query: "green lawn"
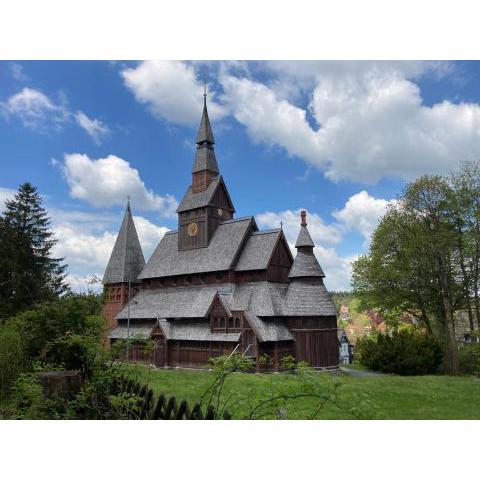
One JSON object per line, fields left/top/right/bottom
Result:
{"left": 132, "top": 366, "right": 480, "bottom": 419}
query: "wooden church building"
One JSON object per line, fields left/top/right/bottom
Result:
{"left": 102, "top": 94, "right": 339, "bottom": 371}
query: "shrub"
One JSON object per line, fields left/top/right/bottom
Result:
{"left": 356, "top": 330, "right": 443, "bottom": 375}
{"left": 5, "top": 294, "right": 105, "bottom": 359}
{"left": 10, "top": 371, "right": 68, "bottom": 419}
{"left": 45, "top": 333, "right": 103, "bottom": 378}
{"left": 0, "top": 323, "right": 27, "bottom": 398}
{"left": 459, "top": 343, "right": 480, "bottom": 376}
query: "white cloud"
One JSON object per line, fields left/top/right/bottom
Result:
{"left": 217, "top": 62, "right": 480, "bottom": 183}
{"left": 0, "top": 187, "right": 16, "bottom": 212}
{"left": 333, "top": 191, "right": 393, "bottom": 246}
{"left": 75, "top": 111, "right": 110, "bottom": 144}
{"left": 61, "top": 153, "right": 178, "bottom": 216}
{"left": 121, "top": 61, "right": 228, "bottom": 126}
{"left": 65, "top": 273, "right": 104, "bottom": 294}
{"left": 1, "top": 87, "right": 69, "bottom": 131}
{"left": 257, "top": 208, "right": 342, "bottom": 245}
{"left": 314, "top": 245, "right": 357, "bottom": 292}
{"left": 10, "top": 62, "right": 29, "bottom": 82}
{"left": 133, "top": 215, "right": 169, "bottom": 258}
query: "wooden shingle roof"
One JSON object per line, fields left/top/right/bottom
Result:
{"left": 102, "top": 202, "right": 145, "bottom": 284}
{"left": 138, "top": 217, "right": 254, "bottom": 279}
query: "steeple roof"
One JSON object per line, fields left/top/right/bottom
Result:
{"left": 192, "top": 93, "right": 219, "bottom": 174}
{"left": 196, "top": 94, "right": 215, "bottom": 145}
{"left": 295, "top": 210, "right": 315, "bottom": 248}
{"left": 289, "top": 210, "right": 325, "bottom": 279}
{"left": 102, "top": 201, "right": 145, "bottom": 284}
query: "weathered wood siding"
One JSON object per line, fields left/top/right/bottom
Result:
{"left": 287, "top": 316, "right": 339, "bottom": 368}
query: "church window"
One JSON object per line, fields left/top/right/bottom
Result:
{"left": 215, "top": 272, "right": 224, "bottom": 283}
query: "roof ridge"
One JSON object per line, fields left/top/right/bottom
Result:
{"left": 219, "top": 215, "right": 253, "bottom": 224}
{"left": 251, "top": 228, "right": 281, "bottom": 235}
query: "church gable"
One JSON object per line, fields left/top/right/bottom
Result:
{"left": 266, "top": 233, "right": 294, "bottom": 283}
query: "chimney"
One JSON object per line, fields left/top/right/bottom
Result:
{"left": 300, "top": 210, "right": 307, "bottom": 227}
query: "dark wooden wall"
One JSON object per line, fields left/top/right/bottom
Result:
{"left": 266, "top": 237, "right": 293, "bottom": 283}
{"left": 167, "top": 341, "right": 236, "bottom": 368}
{"left": 287, "top": 316, "right": 339, "bottom": 368}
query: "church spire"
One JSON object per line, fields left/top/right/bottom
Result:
{"left": 102, "top": 200, "right": 145, "bottom": 285}
{"left": 192, "top": 89, "right": 219, "bottom": 175}
{"left": 289, "top": 210, "right": 325, "bottom": 279}
{"left": 196, "top": 88, "right": 215, "bottom": 145}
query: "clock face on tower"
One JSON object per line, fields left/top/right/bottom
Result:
{"left": 187, "top": 222, "right": 199, "bottom": 237}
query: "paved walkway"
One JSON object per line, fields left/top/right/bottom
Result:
{"left": 340, "top": 366, "right": 386, "bottom": 377}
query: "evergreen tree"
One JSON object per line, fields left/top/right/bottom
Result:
{"left": 0, "top": 183, "right": 69, "bottom": 317}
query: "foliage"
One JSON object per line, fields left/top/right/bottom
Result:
{"left": 356, "top": 330, "right": 444, "bottom": 375}
{"left": 0, "top": 322, "right": 27, "bottom": 399}
{"left": 458, "top": 343, "right": 480, "bottom": 376}
{"left": 68, "top": 363, "right": 144, "bottom": 420}
{"left": 0, "top": 183, "right": 68, "bottom": 318}
{"left": 5, "top": 294, "right": 105, "bottom": 359}
{"left": 45, "top": 333, "right": 102, "bottom": 378}
{"left": 199, "top": 354, "right": 254, "bottom": 418}
{"left": 10, "top": 371, "right": 68, "bottom": 420}
{"left": 196, "top": 354, "right": 371, "bottom": 419}
{"left": 351, "top": 165, "right": 480, "bottom": 374}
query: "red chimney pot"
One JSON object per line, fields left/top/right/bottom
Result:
{"left": 300, "top": 210, "right": 307, "bottom": 226}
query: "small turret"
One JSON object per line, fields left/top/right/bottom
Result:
{"left": 288, "top": 210, "right": 325, "bottom": 279}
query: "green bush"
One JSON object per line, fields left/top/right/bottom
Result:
{"left": 10, "top": 371, "right": 68, "bottom": 419}
{"left": 356, "top": 330, "right": 443, "bottom": 375}
{"left": 459, "top": 343, "right": 480, "bottom": 376}
{"left": 45, "top": 334, "right": 102, "bottom": 378}
{"left": 0, "top": 323, "right": 27, "bottom": 398}
{"left": 5, "top": 294, "right": 105, "bottom": 359}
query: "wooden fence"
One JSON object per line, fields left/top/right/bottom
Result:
{"left": 120, "top": 377, "right": 231, "bottom": 420}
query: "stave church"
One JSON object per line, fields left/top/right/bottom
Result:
{"left": 101, "top": 94, "right": 339, "bottom": 371}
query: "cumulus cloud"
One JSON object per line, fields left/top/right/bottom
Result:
{"left": 75, "top": 111, "right": 110, "bottom": 144}
{"left": 61, "top": 153, "right": 178, "bottom": 216}
{"left": 121, "top": 61, "right": 228, "bottom": 126}
{"left": 120, "top": 61, "right": 480, "bottom": 183}
{"left": 1, "top": 87, "right": 69, "bottom": 131}
{"left": 333, "top": 191, "right": 393, "bottom": 246}
{"left": 257, "top": 208, "right": 342, "bottom": 245}
{"left": 221, "top": 68, "right": 480, "bottom": 182}
{"left": 0, "top": 187, "right": 16, "bottom": 212}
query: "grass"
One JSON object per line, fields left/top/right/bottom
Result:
{"left": 132, "top": 365, "right": 480, "bottom": 419}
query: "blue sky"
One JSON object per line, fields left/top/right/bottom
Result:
{"left": 1, "top": 60, "right": 480, "bottom": 291}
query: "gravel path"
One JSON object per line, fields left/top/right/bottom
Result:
{"left": 340, "top": 366, "right": 386, "bottom": 377}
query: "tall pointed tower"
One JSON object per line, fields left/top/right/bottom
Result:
{"left": 176, "top": 92, "right": 235, "bottom": 250}
{"left": 102, "top": 200, "right": 145, "bottom": 330}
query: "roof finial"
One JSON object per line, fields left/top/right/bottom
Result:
{"left": 280, "top": 220, "right": 283, "bottom": 229}
{"left": 203, "top": 74, "right": 207, "bottom": 106}
{"left": 127, "top": 195, "right": 131, "bottom": 209}
{"left": 300, "top": 210, "right": 307, "bottom": 227}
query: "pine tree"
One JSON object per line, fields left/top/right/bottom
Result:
{"left": 0, "top": 183, "right": 69, "bottom": 317}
